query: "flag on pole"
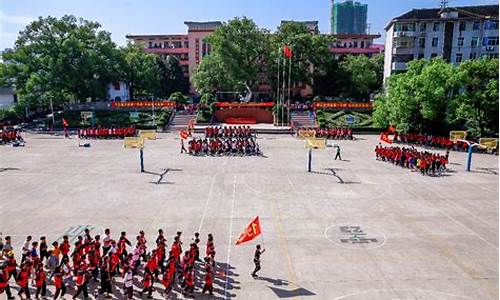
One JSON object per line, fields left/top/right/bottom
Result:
{"left": 283, "top": 44, "right": 293, "bottom": 58}
{"left": 62, "top": 118, "right": 69, "bottom": 127}
{"left": 379, "top": 131, "right": 393, "bottom": 144}
{"left": 235, "top": 216, "right": 262, "bottom": 245}
{"left": 180, "top": 130, "right": 190, "bottom": 140}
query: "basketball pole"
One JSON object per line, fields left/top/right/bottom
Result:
{"left": 140, "top": 147, "right": 145, "bottom": 173}
{"left": 308, "top": 148, "right": 312, "bottom": 172}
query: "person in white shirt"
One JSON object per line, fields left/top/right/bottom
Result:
{"left": 123, "top": 268, "right": 134, "bottom": 299}
{"left": 21, "top": 235, "right": 32, "bottom": 263}
{"left": 102, "top": 228, "right": 112, "bottom": 256}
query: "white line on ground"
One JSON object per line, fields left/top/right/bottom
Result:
{"left": 223, "top": 175, "right": 236, "bottom": 300}
{"left": 197, "top": 175, "right": 217, "bottom": 234}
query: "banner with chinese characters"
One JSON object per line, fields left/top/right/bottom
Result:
{"left": 112, "top": 101, "right": 175, "bottom": 108}
{"left": 312, "top": 102, "right": 373, "bottom": 110}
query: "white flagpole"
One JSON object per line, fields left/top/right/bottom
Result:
{"left": 276, "top": 47, "right": 280, "bottom": 126}
{"left": 287, "top": 55, "right": 292, "bottom": 127}
{"left": 281, "top": 52, "right": 286, "bottom": 127}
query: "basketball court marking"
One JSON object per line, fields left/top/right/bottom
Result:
{"left": 331, "top": 288, "right": 476, "bottom": 300}
{"left": 197, "top": 175, "right": 217, "bottom": 234}
{"left": 223, "top": 174, "right": 236, "bottom": 300}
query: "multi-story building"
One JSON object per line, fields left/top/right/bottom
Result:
{"left": 384, "top": 5, "right": 499, "bottom": 81}
{"left": 331, "top": 0, "right": 368, "bottom": 34}
{"left": 330, "top": 33, "right": 383, "bottom": 57}
{"left": 126, "top": 21, "right": 221, "bottom": 81}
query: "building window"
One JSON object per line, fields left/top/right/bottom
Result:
{"left": 420, "top": 22, "right": 427, "bottom": 32}
{"left": 459, "top": 21, "right": 466, "bottom": 31}
{"left": 148, "top": 41, "right": 153, "bottom": 48}
{"left": 431, "top": 53, "right": 438, "bottom": 58}
{"left": 473, "top": 20, "right": 480, "bottom": 30}
{"left": 418, "top": 37, "right": 425, "bottom": 48}
{"left": 432, "top": 37, "right": 439, "bottom": 47}
{"left": 485, "top": 20, "right": 499, "bottom": 30}
{"left": 173, "top": 41, "right": 182, "bottom": 48}
{"left": 433, "top": 22, "right": 440, "bottom": 31}
{"left": 471, "top": 37, "right": 479, "bottom": 47}
{"left": 470, "top": 52, "right": 477, "bottom": 60}
{"left": 184, "top": 41, "right": 189, "bottom": 48}
{"left": 113, "top": 82, "right": 120, "bottom": 91}
{"left": 360, "top": 41, "right": 365, "bottom": 48}
{"left": 455, "top": 53, "right": 463, "bottom": 63}
{"left": 457, "top": 37, "right": 464, "bottom": 47}
{"left": 483, "top": 36, "right": 499, "bottom": 46}
{"left": 395, "top": 23, "right": 415, "bottom": 31}
{"left": 417, "top": 53, "right": 424, "bottom": 59}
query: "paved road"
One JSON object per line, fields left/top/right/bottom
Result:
{"left": 0, "top": 133, "right": 498, "bottom": 299}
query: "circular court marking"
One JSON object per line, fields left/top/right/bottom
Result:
{"left": 324, "top": 224, "right": 386, "bottom": 250}
{"left": 331, "top": 288, "right": 475, "bottom": 300}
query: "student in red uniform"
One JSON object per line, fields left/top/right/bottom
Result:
{"left": 73, "top": 269, "right": 89, "bottom": 299}
{"left": 53, "top": 266, "right": 66, "bottom": 300}
{"left": 0, "top": 264, "right": 15, "bottom": 299}
{"left": 35, "top": 263, "right": 47, "bottom": 299}
{"left": 140, "top": 270, "right": 153, "bottom": 298}
{"left": 16, "top": 264, "right": 31, "bottom": 299}
{"left": 202, "top": 257, "right": 214, "bottom": 295}
{"left": 60, "top": 235, "right": 71, "bottom": 261}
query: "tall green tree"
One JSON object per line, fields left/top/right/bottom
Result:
{"left": 192, "top": 17, "right": 270, "bottom": 94}
{"left": 117, "top": 43, "right": 160, "bottom": 100}
{"left": 338, "top": 54, "right": 384, "bottom": 100}
{"left": 156, "top": 55, "right": 189, "bottom": 98}
{"left": 449, "top": 58, "right": 499, "bottom": 137}
{"left": 270, "top": 22, "right": 333, "bottom": 97}
{"left": 1, "top": 15, "right": 119, "bottom": 111}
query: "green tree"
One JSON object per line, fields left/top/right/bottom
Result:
{"left": 449, "top": 58, "right": 499, "bottom": 137}
{"left": 192, "top": 17, "right": 270, "bottom": 94}
{"left": 1, "top": 15, "right": 119, "bottom": 111}
{"left": 157, "top": 55, "right": 189, "bottom": 98}
{"left": 117, "top": 43, "right": 160, "bottom": 100}
{"left": 270, "top": 22, "right": 333, "bottom": 97}
{"left": 339, "top": 54, "right": 384, "bottom": 99}
{"left": 168, "top": 91, "right": 187, "bottom": 104}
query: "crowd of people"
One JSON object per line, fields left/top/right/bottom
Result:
{"left": 203, "top": 126, "right": 254, "bottom": 139}
{"left": 180, "top": 126, "right": 260, "bottom": 157}
{"left": 77, "top": 127, "right": 137, "bottom": 139}
{"left": 0, "top": 229, "right": 218, "bottom": 299}
{"left": 1, "top": 129, "right": 24, "bottom": 146}
{"left": 395, "top": 133, "right": 469, "bottom": 152}
{"left": 375, "top": 145, "right": 448, "bottom": 176}
{"left": 296, "top": 127, "right": 354, "bottom": 140}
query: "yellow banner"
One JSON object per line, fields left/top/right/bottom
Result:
{"left": 479, "top": 138, "right": 498, "bottom": 150}
{"left": 305, "top": 138, "right": 327, "bottom": 150}
{"left": 298, "top": 129, "right": 316, "bottom": 139}
{"left": 139, "top": 130, "right": 157, "bottom": 140}
{"left": 449, "top": 131, "right": 467, "bottom": 142}
{"left": 124, "top": 137, "right": 144, "bottom": 149}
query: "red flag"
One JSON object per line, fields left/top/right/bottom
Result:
{"left": 180, "top": 130, "right": 189, "bottom": 140}
{"left": 235, "top": 216, "right": 261, "bottom": 245}
{"left": 62, "top": 118, "right": 69, "bottom": 127}
{"left": 388, "top": 125, "right": 396, "bottom": 134}
{"left": 380, "top": 131, "right": 393, "bottom": 144}
{"left": 283, "top": 45, "right": 293, "bottom": 58}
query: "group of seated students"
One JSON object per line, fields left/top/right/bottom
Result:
{"left": 375, "top": 145, "right": 448, "bottom": 176}
{"left": 297, "top": 127, "right": 354, "bottom": 140}
{"left": 77, "top": 127, "right": 136, "bottom": 139}
{"left": 204, "top": 126, "right": 254, "bottom": 139}
{"left": 0, "top": 129, "right": 24, "bottom": 146}
{"left": 187, "top": 136, "right": 260, "bottom": 156}
{"left": 395, "top": 133, "right": 469, "bottom": 152}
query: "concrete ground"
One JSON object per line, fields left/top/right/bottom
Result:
{"left": 0, "top": 132, "right": 498, "bottom": 300}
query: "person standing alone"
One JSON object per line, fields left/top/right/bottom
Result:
{"left": 251, "top": 244, "right": 265, "bottom": 278}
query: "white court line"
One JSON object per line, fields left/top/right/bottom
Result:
{"left": 197, "top": 175, "right": 217, "bottom": 234}
{"left": 331, "top": 288, "right": 475, "bottom": 300}
{"left": 223, "top": 175, "right": 236, "bottom": 300}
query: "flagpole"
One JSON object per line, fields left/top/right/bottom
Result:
{"left": 287, "top": 56, "right": 292, "bottom": 127}
{"left": 281, "top": 53, "right": 286, "bottom": 127}
{"left": 276, "top": 47, "right": 280, "bottom": 126}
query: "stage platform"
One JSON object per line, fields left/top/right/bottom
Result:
{"left": 192, "top": 123, "right": 292, "bottom": 134}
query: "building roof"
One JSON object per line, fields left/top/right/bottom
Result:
{"left": 386, "top": 5, "right": 499, "bottom": 29}
{"left": 126, "top": 34, "right": 188, "bottom": 39}
{"left": 184, "top": 21, "right": 222, "bottom": 31}
{"left": 333, "top": 33, "right": 381, "bottom": 39}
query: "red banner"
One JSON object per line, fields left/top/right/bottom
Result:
{"left": 235, "top": 216, "right": 262, "bottom": 245}
{"left": 215, "top": 102, "right": 274, "bottom": 108}
{"left": 312, "top": 102, "right": 372, "bottom": 110}
{"left": 112, "top": 101, "right": 175, "bottom": 108}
